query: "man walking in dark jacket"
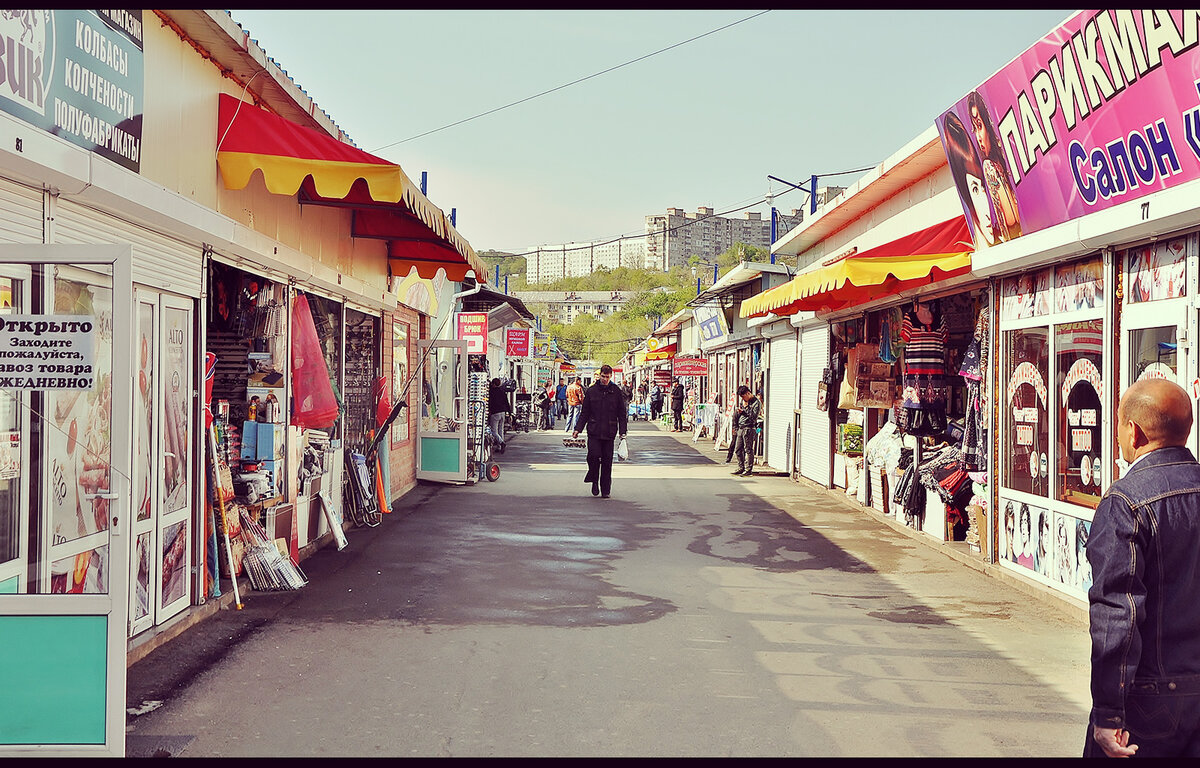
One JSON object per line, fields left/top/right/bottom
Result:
{"left": 572, "top": 364, "right": 628, "bottom": 499}
{"left": 1084, "top": 378, "right": 1200, "bottom": 757}
{"left": 670, "top": 378, "right": 685, "bottom": 431}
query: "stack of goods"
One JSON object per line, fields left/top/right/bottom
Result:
{"left": 238, "top": 508, "right": 306, "bottom": 591}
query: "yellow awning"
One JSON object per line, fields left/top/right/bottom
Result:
{"left": 742, "top": 217, "right": 974, "bottom": 317}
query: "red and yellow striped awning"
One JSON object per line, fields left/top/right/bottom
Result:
{"left": 216, "top": 93, "right": 486, "bottom": 283}
{"left": 741, "top": 217, "right": 973, "bottom": 318}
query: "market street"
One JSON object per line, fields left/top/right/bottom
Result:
{"left": 125, "top": 421, "right": 1091, "bottom": 758}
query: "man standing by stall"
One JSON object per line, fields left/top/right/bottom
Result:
{"left": 731, "top": 385, "right": 760, "bottom": 476}
{"left": 555, "top": 378, "right": 569, "bottom": 422}
{"left": 564, "top": 376, "right": 585, "bottom": 433}
{"left": 487, "top": 378, "right": 511, "bottom": 453}
{"left": 670, "top": 378, "right": 686, "bottom": 432}
{"left": 572, "top": 364, "right": 627, "bottom": 499}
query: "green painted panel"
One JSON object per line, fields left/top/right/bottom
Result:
{"left": 0, "top": 615, "right": 107, "bottom": 745}
{"left": 0, "top": 576, "right": 17, "bottom": 593}
{"left": 420, "top": 436, "right": 460, "bottom": 474}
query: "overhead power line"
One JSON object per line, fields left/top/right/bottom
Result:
{"left": 501, "top": 161, "right": 878, "bottom": 260}
{"left": 371, "top": 10, "right": 771, "bottom": 152}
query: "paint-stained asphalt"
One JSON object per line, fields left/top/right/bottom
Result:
{"left": 125, "top": 420, "right": 1091, "bottom": 757}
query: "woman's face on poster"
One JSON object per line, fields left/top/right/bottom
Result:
{"left": 1039, "top": 513, "right": 1051, "bottom": 549}
{"left": 971, "top": 103, "right": 991, "bottom": 156}
{"left": 966, "top": 172, "right": 995, "bottom": 244}
{"left": 1019, "top": 507, "right": 1031, "bottom": 544}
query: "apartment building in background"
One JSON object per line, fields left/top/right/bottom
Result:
{"left": 526, "top": 237, "right": 647, "bottom": 284}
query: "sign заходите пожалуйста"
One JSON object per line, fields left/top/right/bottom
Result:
{"left": 0, "top": 315, "right": 98, "bottom": 390}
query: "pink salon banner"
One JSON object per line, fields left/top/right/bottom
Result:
{"left": 936, "top": 10, "right": 1200, "bottom": 249}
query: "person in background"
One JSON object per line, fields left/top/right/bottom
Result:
{"left": 555, "top": 378, "right": 568, "bottom": 421}
{"left": 572, "top": 364, "right": 628, "bottom": 499}
{"left": 1084, "top": 378, "right": 1200, "bottom": 757}
{"left": 544, "top": 380, "right": 557, "bottom": 429}
{"left": 487, "top": 378, "right": 511, "bottom": 453}
{"left": 564, "top": 376, "right": 585, "bottom": 433}
{"left": 649, "top": 382, "right": 664, "bottom": 421}
{"left": 670, "top": 378, "right": 685, "bottom": 432}
{"left": 535, "top": 383, "right": 553, "bottom": 430}
{"left": 731, "top": 385, "right": 761, "bottom": 476}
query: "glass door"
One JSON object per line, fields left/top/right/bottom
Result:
{"left": 416, "top": 340, "right": 467, "bottom": 483}
{"left": 129, "top": 291, "right": 194, "bottom": 635}
{"left": 0, "top": 244, "right": 132, "bottom": 756}
{"left": 1120, "top": 236, "right": 1194, "bottom": 468}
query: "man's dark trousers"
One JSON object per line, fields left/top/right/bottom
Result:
{"left": 584, "top": 436, "right": 615, "bottom": 495}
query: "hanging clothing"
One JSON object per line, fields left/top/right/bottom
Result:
{"left": 901, "top": 308, "right": 948, "bottom": 436}
{"left": 958, "top": 297, "right": 990, "bottom": 470}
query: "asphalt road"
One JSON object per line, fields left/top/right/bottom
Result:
{"left": 125, "top": 420, "right": 1091, "bottom": 757}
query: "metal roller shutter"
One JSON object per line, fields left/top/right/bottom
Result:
{"left": 765, "top": 333, "right": 797, "bottom": 472}
{"left": 799, "top": 324, "right": 831, "bottom": 486}
{"left": 0, "top": 177, "right": 44, "bottom": 244}
{"left": 53, "top": 199, "right": 203, "bottom": 298}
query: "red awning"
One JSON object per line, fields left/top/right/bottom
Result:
{"left": 742, "top": 217, "right": 973, "bottom": 317}
{"left": 216, "top": 93, "right": 486, "bottom": 284}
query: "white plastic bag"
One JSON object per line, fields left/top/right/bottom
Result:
{"left": 616, "top": 436, "right": 629, "bottom": 462}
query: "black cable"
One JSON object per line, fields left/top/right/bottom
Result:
{"left": 372, "top": 11, "right": 771, "bottom": 152}
{"left": 505, "top": 162, "right": 877, "bottom": 262}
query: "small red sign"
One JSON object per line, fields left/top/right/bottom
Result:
{"left": 673, "top": 357, "right": 708, "bottom": 377}
{"left": 505, "top": 327, "right": 531, "bottom": 357}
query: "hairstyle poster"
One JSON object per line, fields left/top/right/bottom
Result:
{"left": 937, "top": 11, "right": 1200, "bottom": 248}
{"left": 1127, "top": 238, "right": 1187, "bottom": 304}
{"left": 1000, "top": 270, "right": 1051, "bottom": 321}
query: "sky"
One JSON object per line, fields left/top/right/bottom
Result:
{"left": 226, "top": 9, "right": 1073, "bottom": 256}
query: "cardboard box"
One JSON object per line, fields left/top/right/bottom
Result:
{"left": 239, "top": 420, "right": 258, "bottom": 460}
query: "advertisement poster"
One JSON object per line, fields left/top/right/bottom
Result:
{"left": 1000, "top": 269, "right": 1052, "bottom": 321}
{"left": 1054, "top": 258, "right": 1104, "bottom": 313}
{"left": 999, "top": 498, "right": 1041, "bottom": 572}
{"left": 160, "top": 519, "right": 187, "bottom": 608}
{"left": 693, "top": 305, "right": 729, "bottom": 351}
{"left": 391, "top": 320, "right": 409, "bottom": 447}
{"left": 48, "top": 274, "right": 112, "bottom": 595}
{"left": 133, "top": 531, "right": 150, "bottom": 621}
{"left": 1128, "top": 237, "right": 1187, "bottom": 302}
{"left": 0, "top": 10, "right": 144, "bottom": 172}
{"left": 0, "top": 430, "right": 18, "bottom": 479}
{"left": 455, "top": 312, "right": 488, "bottom": 354}
{"left": 505, "top": 327, "right": 531, "bottom": 357}
{"left": 162, "top": 306, "right": 190, "bottom": 512}
{"left": 135, "top": 302, "right": 153, "bottom": 522}
{"left": 937, "top": 11, "right": 1200, "bottom": 251}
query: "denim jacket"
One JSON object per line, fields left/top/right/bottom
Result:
{"left": 1086, "top": 445, "right": 1200, "bottom": 729}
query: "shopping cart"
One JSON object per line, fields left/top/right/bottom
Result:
{"left": 629, "top": 403, "right": 650, "bottom": 421}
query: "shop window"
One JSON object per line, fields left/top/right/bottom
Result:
{"left": 1129, "top": 326, "right": 1177, "bottom": 382}
{"left": 1126, "top": 238, "right": 1187, "bottom": 303}
{"left": 1003, "top": 327, "right": 1049, "bottom": 496}
{"left": 1056, "top": 319, "right": 1104, "bottom": 509}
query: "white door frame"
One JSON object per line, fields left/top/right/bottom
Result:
{"left": 0, "top": 244, "right": 132, "bottom": 756}
{"left": 0, "top": 264, "right": 32, "bottom": 592}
